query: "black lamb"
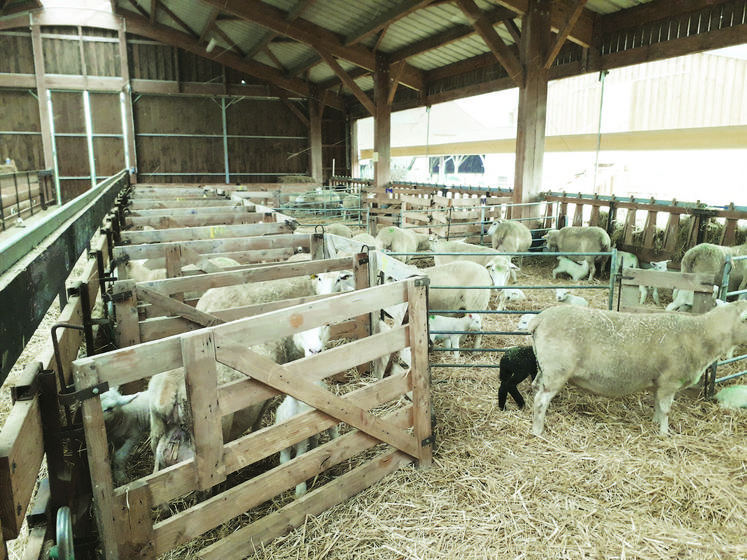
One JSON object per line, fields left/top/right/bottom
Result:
{"left": 498, "top": 345, "right": 538, "bottom": 410}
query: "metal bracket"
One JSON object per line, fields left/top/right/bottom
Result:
{"left": 57, "top": 382, "right": 109, "bottom": 407}
{"left": 421, "top": 435, "right": 435, "bottom": 447}
{"left": 110, "top": 290, "right": 133, "bottom": 303}
{"left": 413, "top": 276, "right": 430, "bottom": 287}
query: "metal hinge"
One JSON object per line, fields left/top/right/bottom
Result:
{"left": 57, "top": 382, "right": 109, "bottom": 407}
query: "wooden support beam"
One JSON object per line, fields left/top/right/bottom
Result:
{"left": 149, "top": 0, "right": 158, "bottom": 24}
{"left": 274, "top": 87, "right": 309, "bottom": 128}
{"left": 513, "top": 0, "right": 551, "bottom": 219}
{"left": 544, "top": 0, "right": 586, "bottom": 69}
{"left": 309, "top": 98, "right": 323, "bottom": 182}
{"left": 373, "top": 55, "right": 391, "bottom": 189}
{"left": 30, "top": 23, "right": 54, "bottom": 177}
{"left": 263, "top": 45, "right": 285, "bottom": 71}
{"left": 118, "top": 11, "right": 345, "bottom": 110}
{"left": 198, "top": 7, "right": 220, "bottom": 44}
{"left": 387, "top": 61, "right": 406, "bottom": 105}
{"left": 343, "top": 0, "right": 434, "bottom": 47}
{"left": 456, "top": 0, "right": 524, "bottom": 87}
{"left": 317, "top": 49, "right": 375, "bottom": 116}
{"left": 118, "top": 24, "right": 138, "bottom": 181}
{"left": 157, "top": 2, "right": 199, "bottom": 37}
{"left": 200, "top": 0, "right": 424, "bottom": 91}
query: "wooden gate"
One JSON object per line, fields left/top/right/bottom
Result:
{"left": 72, "top": 279, "right": 432, "bottom": 560}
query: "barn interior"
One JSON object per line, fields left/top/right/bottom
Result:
{"left": 1, "top": 1, "right": 747, "bottom": 559}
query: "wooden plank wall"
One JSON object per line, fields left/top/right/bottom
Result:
{"left": 0, "top": 90, "right": 44, "bottom": 172}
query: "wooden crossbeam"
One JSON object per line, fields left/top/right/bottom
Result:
{"left": 456, "top": 0, "right": 524, "bottom": 87}
{"left": 544, "top": 0, "right": 587, "bottom": 69}
{"left": 317, "top": 49, "right": 376, "bottom": 115}
{"left": 216, "top": 342, "right": 419, "bottom": 457}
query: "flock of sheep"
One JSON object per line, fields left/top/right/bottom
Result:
{"left": 101, "top": 218, "right": 747, "bottom": 508}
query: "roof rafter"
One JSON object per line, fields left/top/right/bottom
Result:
{"left": 150, "top": 0, "right": 158, "bottom": 25}
{"left": 317, "top": 48, "right": 375, "bottom": 115}
{"left": 601, "top": 0, "right": 734, "bottom": 34}
{"left": 544, "top": 0, "right": 587, "bottom": 69}
{"left": 388, "top": 5, "right": 515, "bottom": 63}
{"left": 199, "top": 0, "right": 424, "bottom": 91}
{"left": 491, "top": 0, "right": 594, "bottom": 47}
{"left": 245, "top": 0, "right": 313, "bottom": 60}
{"left": 117, "top": 9, "right": 344, "bottom": 110}
{"left": 198, "top": 7, "right": 219, "bottom": 44}
{"left": 343, "top": 0, "right": 433, "bottom": 47}
{"left": 456, "top": 0, "right": 523, "bottom": 87}
{"left": 0, "top": 0, "right": 39, "bottom": 16}
{"left": 158, "top": 2, "right": 199, "bottom": 37}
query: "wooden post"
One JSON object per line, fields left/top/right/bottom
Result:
{"left": 182, "top": 331, "right": 226, "bottom": 491}
{"left": 112, "top": 280, "right": 140, "bottom": 348}
{"left": 118, "top": 25, "right": 138, "bottom": 182}
{"left": 114, "top": 480, "right": 155, "bottom": 560}
{"left": 310, "top": 233, "right": 324, "bottom": 260}
{"left": 513, "top": 0, "right": 550, "bottom": 222}
{"left": 165, "top": 244, "right": 184, "bottom": 302}
{"left": 31, "top": 20, "right": 55, "bottom": 182}
{"left": 407, "top": 278, "right": 432, "bottom": 469}
{"left": 74, "top": 362, "right": 120, "bottom": 560}
{"left": 309, "top": 98, "right": 323, "bottom": 183}
{"left": 373, "top": 55, "right": 391, "bottom": 190}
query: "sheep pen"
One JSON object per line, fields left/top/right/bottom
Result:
{"left": 3, "top": 252, "right": 747, "bottom": 560}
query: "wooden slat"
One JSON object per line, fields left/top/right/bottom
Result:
{"left": 114, "top": 480, "right": 155, "bottom": 560}
{"left": 198, "top": 450, "right": 412, "bottom": 560}
{"left": 0, "top": 399, "right": 44, "bottom": 540}
{"left": 407, "top": 279, "right": 432, "bottom": 468}
{"left": 112, "top": 281, "right": 140, "bottom": 348}
{"left": 113, "top": 234, "right": 304, "bottom": 261}
{"left": 131, "top": 369, "right": 409, "bottom": 508}
{"left": 154, "top": 415, "right": 412, "bottom": 556}
{"left": 135, "top": 285, "right": 223, "bottom": 327}
{"left": 75, "top": 281, "right": 409, "bottom": 388}
{"left": 120, "top": 222, "right": 292, "bottom": 244}
{"left": 129, "top": 206, "right": 251, "bottom": 217}
{"left": 215, "top": 344, "right": 419, "bottom": 457}
{"left": 182, "top": 331, "right": 226, "bottom": 490}
{"left": 127, "top": 212, "right": 268, "bottom": 228}
{"left": 130, "top": 199, "right": 236, "bottom": 209}
{"left": 74, "top": 361, "right": 119, "bottom": 560}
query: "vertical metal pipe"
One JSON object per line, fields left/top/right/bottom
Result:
{"left": 13, "top": 172, "right": 21, "bottom": 217}
{"left": 26, "top": 172, "right": 34, "bottom": 216}
{"left": 222, "top": 97, "right": 230, "bottom": 184}
{"left": 592, "top": 70, "right": 609, "bottom": 194}
{"left": 0, "top": 174, "right": 5, "bottom": 230}
{"left": 47, "top": 90, "right": 61, "bottom": 205}
{"left": 608, "top": 248, "right": 617, "bottom": 311}
{"left": 83, "top": 90, "right": 97, "bottom": 188}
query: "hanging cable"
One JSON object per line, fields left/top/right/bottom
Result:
{"left": 592, "top": 70, "right": 609, "bottom": 194}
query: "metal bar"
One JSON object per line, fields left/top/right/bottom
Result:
{"left": 26, "top": 172, "right": 34, "bottom": 216}
{"left": 134, "top": 132, "right": 307, "bottom": 139}
{"left": 715, "top": 370, "right": 747, "bottom": 383}
{"left": 222, "top": 97, "right": 230, "bottom": 184}
{"left": 13, "top": 171, "right": 22, "bottom": 217}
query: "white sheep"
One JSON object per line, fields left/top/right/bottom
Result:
{"left": 433, "top": 240, "right": 518, "bottom": 282}
{"left": 517, "top": 313, "right": 536, "bottom": 331}
{"left": 529, "top": 300, "right": 747, "bottom": 435}
{"left": 148, "top": 325, "right": 330, "bottom": 476}
{"left": 428, "top": 313, "right": 482, "bottom": 358}
{"left": 555, "top": 288, "right": 588, "bottom": 306}
{"left": 352, "top": 232, "right": 376, "bottom": 246}
{"left": 375, "top": 226, "right": 434, "bottom": 260}
{"left": 341, "top": 194, "right": 360, "bottom": 221}
{"left": 420, "top": 260, "right": 509, "bottom": 347}
{"left": 544, "top": 226, "right": 611, "bottom": 282}
{"left": 195, "top": 269, "right": 354, "bottom": 312}
{"left": 639, "top": 260, "right": 669, "bottom": 305}
{"left": 498, "top": 288, "right": 527, "bottom": 309}
{"left": 100, "top": 387, "right": 151, "bottom": 485}
{"left": 325, "top": 222, "right": 353, "bottom": 238}
{"left": 487, "top": 219, "right": 533, "bottom": 252}
{"left": 667, "top": 243, "right": 747, "bottom": 311}
{"left": 552, "top": 256, "right": 590, "bottom": 281}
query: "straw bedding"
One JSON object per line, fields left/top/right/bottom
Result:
{"left": 4, "top": 247, "right": 747, "bottom": 560}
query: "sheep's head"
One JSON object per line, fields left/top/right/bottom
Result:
{"left": 555, "top": 288, "right": 569, "bottom": 302}
{"left": 100, "top": 387, "right": 138, "bottom": 418}
{"left": 293, "top": 325, "right": 330, "bottom": 357}
{"left": 486, "top": 220, "right": 502, "bottom": 236}
{"left": 544, "top": 230, "right": 560, "bottom": 251}
{"left": 311, "top": 270, "right": 355, "bottom": 294}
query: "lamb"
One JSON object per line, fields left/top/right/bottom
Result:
{"left": 341, "top": 194, "right": 359, "bottom": 221}
{"left": 352, "top": 232, "right": 376, "bottom": 246}
{"left": 529, "top": 300, "right": 747, "bottom": 435}
{"left": 517, "top": 313, "right": 536, "bottom": 331}
{"left": 148, "top": 325, "right": 331, "bottom": 475}
{"left": 421, "top": 259, "right": 512, "bottom": 347}
{"left": 275, "top": 371, "right": 339, "bottom": 498}
{"left": 325, "top": 222, "right": 353, "bottom": 238}
{"left": 498, "top": 346, "right": 538, "bottom": 410}
{"left": 666, "top": 243, "right": 747, "bottom": 311}
{"left": 100, "top": 387, "right": 151, "bottom": 485}
{"left": 555, "top": 288, "right": 588, "bottom": 306}
{"left": 639, "top": 260, "right": 669, "bottom": 305}
{"left": 124, "top": 258, "right": 166, "bottom": 282}
{"left": 487, "top": 220, "right": 533, "bottom": 252}
{"left": 428, "top": 313, "right": 482, "bottom": 358}
{"left": 544, "top": 226, "right": 611, "bottom": 282}
{"left": 552, "top": 256, "right": 590, "bottom": 281}
{"left": 498, "top": 288, "right": 527, "bottom": 309}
